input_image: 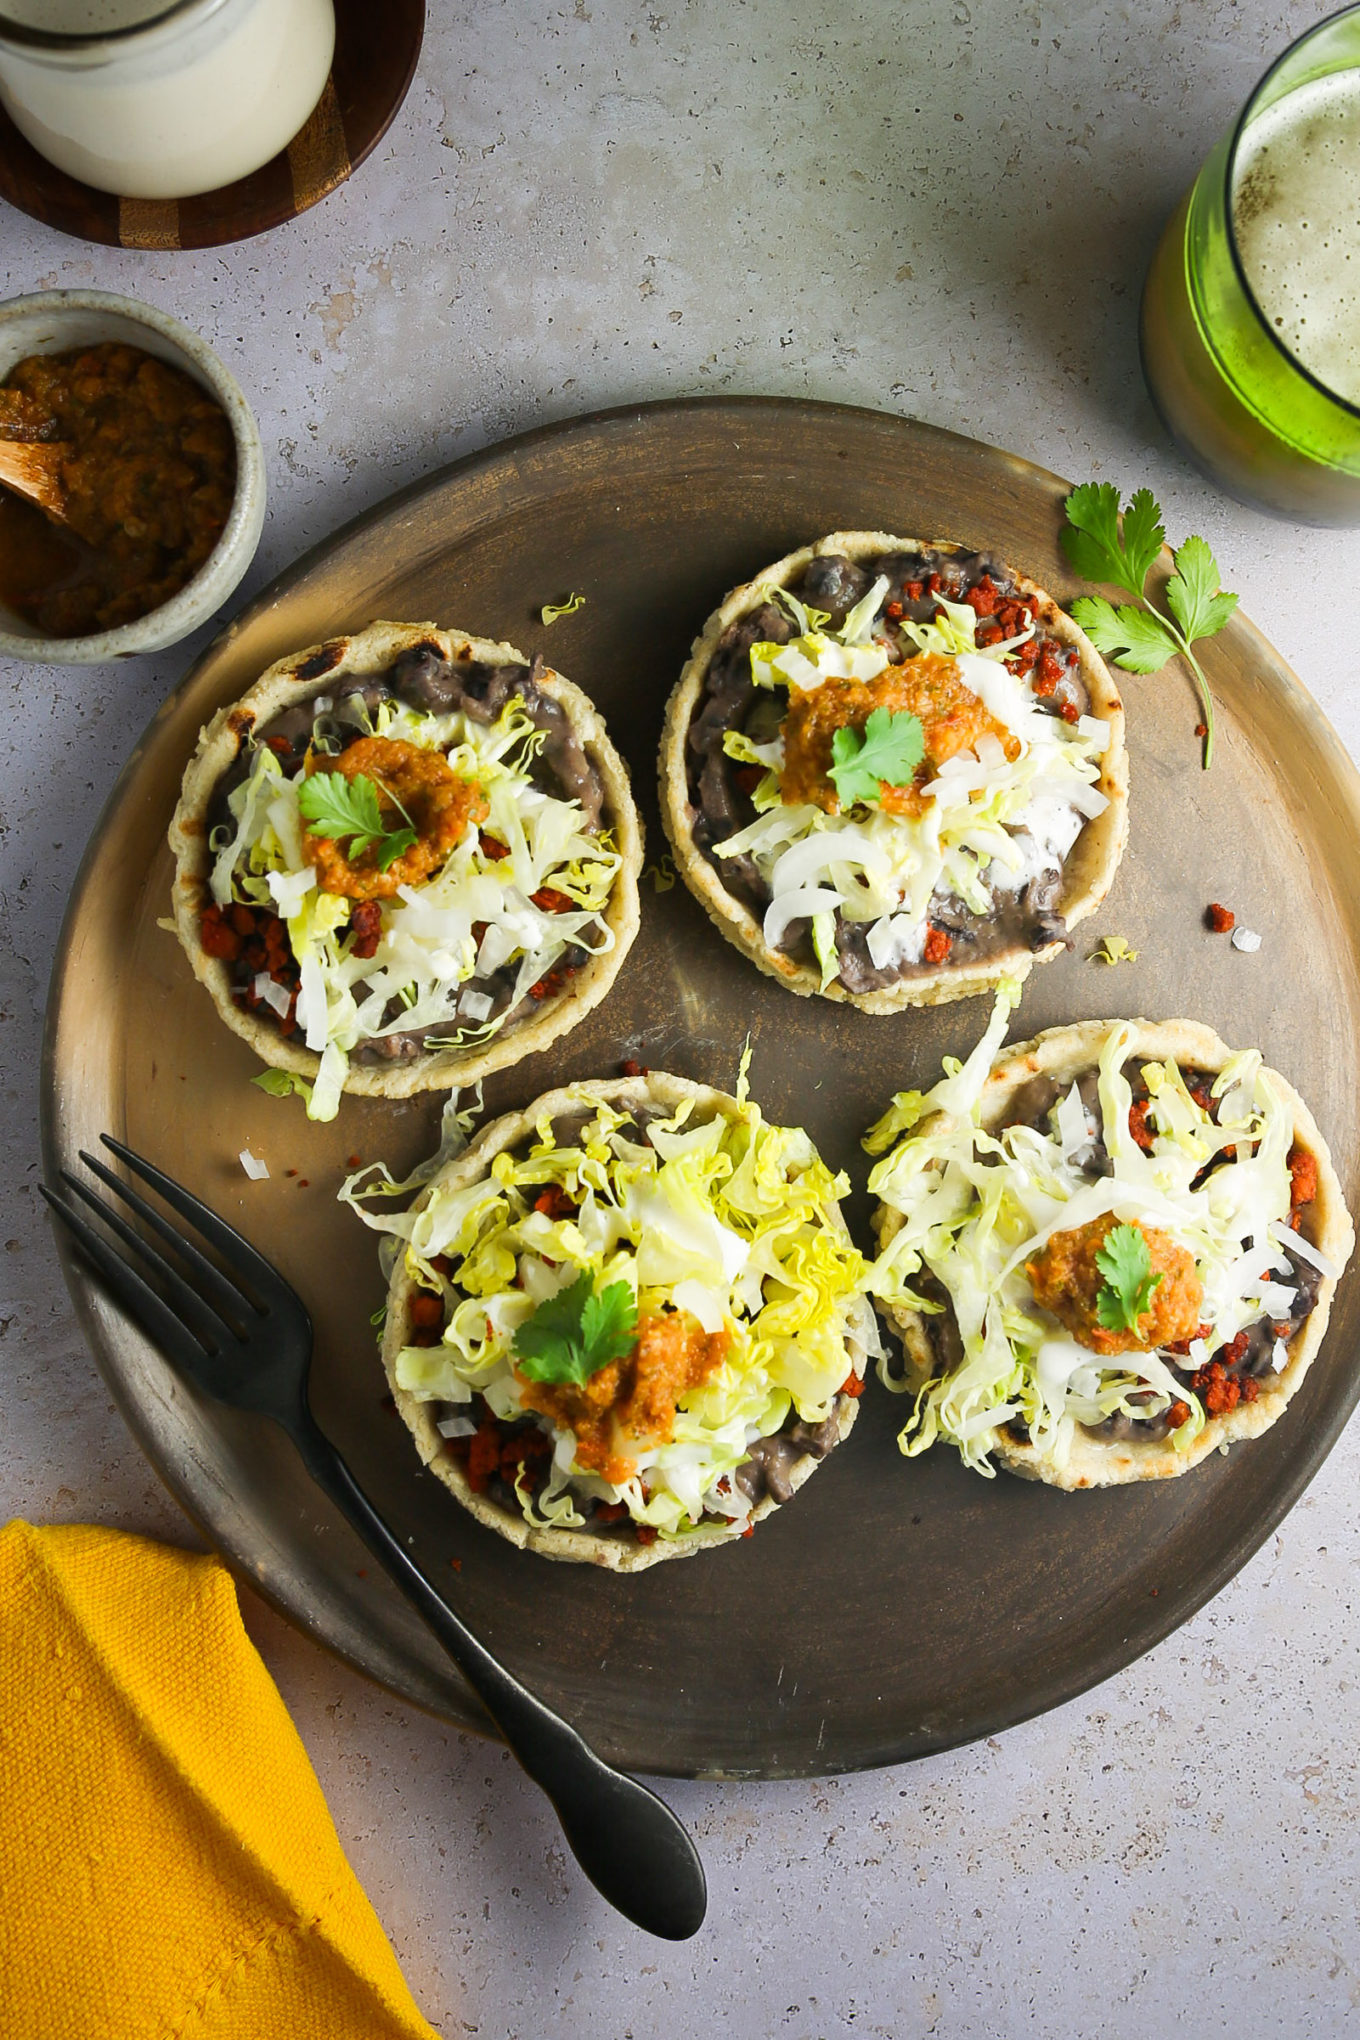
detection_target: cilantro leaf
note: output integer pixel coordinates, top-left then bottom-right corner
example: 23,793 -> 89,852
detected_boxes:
1120,488 -> 1168,590
297,769 -> 416,868
298,769 -> 386,855
373,827 -> 419,871
580,1284 -> 639,1367
1094,1223 -> 1164,1334
1164,534 -> 1239,643
1069,595 -> 1182,674
1059,483 -> 1140,596
513,1268 -> 639,1385
827,707 -> 925,808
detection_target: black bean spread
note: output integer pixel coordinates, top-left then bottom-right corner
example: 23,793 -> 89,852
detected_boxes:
686,548 -> 1093,991
201,640 -> 606,1059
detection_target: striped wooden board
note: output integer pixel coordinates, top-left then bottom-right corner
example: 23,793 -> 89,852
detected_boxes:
0,0 -> 422,251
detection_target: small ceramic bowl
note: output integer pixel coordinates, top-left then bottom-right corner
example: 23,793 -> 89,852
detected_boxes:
0,288 -> 265,664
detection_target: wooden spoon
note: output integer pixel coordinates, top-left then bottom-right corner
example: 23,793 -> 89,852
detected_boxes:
0,439 -> 69,525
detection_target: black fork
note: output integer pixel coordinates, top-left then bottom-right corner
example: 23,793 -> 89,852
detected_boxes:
42,1136 -> 706,1942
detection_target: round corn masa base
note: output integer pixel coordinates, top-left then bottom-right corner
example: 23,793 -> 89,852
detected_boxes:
873,1016 -> 1353,1487
168,619 -> 643,1100
658,531 -> 1128,1012
382,1071 -> 874,1568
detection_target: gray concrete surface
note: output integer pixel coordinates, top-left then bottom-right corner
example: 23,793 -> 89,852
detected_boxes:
4,3 -> 1360,2034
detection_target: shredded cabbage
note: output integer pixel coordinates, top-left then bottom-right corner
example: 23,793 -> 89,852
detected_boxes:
211,693 -> 622,1122
350,1086 -> 870,1542
866,1006 -> 1305,1475
717,580 -> 1108,978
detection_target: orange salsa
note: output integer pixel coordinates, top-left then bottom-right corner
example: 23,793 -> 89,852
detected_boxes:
1026,1216 -> 1204,1357
302,736 -> 489,901
518,1310 -> 730,1486
780,652 -> 1019,817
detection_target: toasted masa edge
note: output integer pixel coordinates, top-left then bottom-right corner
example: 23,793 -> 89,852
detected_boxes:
381,1072 -> 872,1569
167,619 -> 643,1099
872,1017 -> 1355,1488
658,531 -> 1129,1012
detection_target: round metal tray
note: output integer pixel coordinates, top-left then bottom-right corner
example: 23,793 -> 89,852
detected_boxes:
41,397 -> 1360,1777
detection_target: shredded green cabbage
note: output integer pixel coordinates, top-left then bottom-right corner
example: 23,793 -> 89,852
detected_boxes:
347,1086 -> 873,1541
865,1003 -> 1309,1475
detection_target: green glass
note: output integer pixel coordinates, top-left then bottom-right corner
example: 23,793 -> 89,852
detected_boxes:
1141,6 -> 1360,525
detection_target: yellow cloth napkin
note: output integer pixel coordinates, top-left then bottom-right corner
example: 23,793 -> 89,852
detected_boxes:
0,1520 -> 440,2040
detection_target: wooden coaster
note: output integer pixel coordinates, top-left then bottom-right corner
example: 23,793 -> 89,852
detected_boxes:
0,0 -> 423,251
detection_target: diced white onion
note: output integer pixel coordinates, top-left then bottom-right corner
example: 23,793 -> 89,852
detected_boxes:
1075,714 -> 1110,751
239,1149 -> 269,1181
866,914 -> 926,970
1029,775 -> 1109,820
1231,927 -> 1262,953
252,973 -> 292,1019
437,1414 -> 478,1439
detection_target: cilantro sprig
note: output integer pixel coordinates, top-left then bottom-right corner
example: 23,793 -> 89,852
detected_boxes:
828,707 -> 925,808
1094,1222 -> 1164,1334
1061,484 -> 1238,770
512,1268 -> 639,1386
297,768 -> 418,872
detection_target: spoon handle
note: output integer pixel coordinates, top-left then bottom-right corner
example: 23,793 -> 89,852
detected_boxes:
0,439 -> 66,521
288,1409 -> 707,1941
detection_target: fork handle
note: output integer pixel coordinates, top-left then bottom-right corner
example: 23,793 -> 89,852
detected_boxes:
287,1410 -> 706,1941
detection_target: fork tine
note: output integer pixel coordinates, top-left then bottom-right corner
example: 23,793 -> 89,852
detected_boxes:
99,1134 -> 299,1310
77,1147 -> 254,1328
58,1170 -> 240,1351
41,1186 -> 216,1378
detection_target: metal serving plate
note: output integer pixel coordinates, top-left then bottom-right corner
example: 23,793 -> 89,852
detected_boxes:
41,397 -> 1360,1777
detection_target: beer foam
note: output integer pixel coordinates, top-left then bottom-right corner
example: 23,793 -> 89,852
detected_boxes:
1232,70 -> 1360,406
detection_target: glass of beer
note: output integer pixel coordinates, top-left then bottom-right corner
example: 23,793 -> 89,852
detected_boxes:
1141,6 -> 1360,525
